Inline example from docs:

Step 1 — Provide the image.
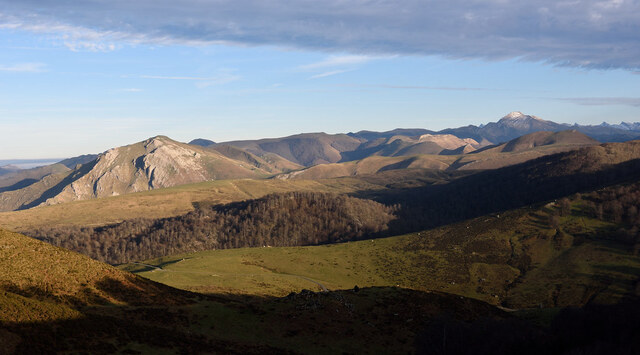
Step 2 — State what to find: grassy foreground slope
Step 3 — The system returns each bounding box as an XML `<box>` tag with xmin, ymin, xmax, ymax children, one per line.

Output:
<box><xmin>0</xmin><ymin>228</ymin><xmax>521</xmax><ymax>354</ymax></box>
<box><xmin>124</xmin><ymin>193</ymin><xmax>640</xmax><ymax>309</ymax></box>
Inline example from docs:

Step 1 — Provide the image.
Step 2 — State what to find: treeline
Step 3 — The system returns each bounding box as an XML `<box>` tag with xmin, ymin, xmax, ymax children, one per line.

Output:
<box><xmin>579</xmin><ymin>183</ymin><xmax>640</xmax><ymax>226</ymax></box>
<box><xmin>27</xmin><ymin>192</ymin><xmax>396</xmax><ymax>264</ymax></box>
<box><xmin>374</xmin><ymin>146</ymin><xmax>640</xmax><ymax>234</ymax></box>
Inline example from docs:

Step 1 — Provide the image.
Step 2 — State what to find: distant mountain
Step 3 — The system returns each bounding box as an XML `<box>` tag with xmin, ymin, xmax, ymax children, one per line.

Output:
<box><xmin>340</xmin><ymin>134</ymin><xmax>481</xmax><ymax>162</ymax></box>
<box><xmin>570</xmin><ymin>124</ymin><xmax>640</xmax><ymax>143</ymax></box>
<box><xmin>0</xmin><ymin>164</ymin><xmax>21</xmax><ymax>176</ymax></box>
<box><xmin>193</xmin><ymin>112</ymin><xmax>637</xmax><ymax>169</ymax></box>
<box><xmin>0</xmin><ymin>136</ymin><xmax>297</xmax><ymax>211</ymax></box>
<box><xmin>39</xmin><ymin>136</ymin><xmax>286</xmax><ymax>206</ymax></box>
<box><xmin>600</xmin><ymin>121</ymin><xmax>640</xmax><ymax>131</ymax></box>
<box><xmin>278</xmin><ymin>130</ymin><xmax>599</xmax><ymax>179</ymax></box>
<box><xmin>57</xmin><ymin>154</ymin><xmax>98</xmax><ymax>169</ymax></box>
<box><xmin>0</xmin><ymin>163</ymin><xmax>70</xmax><ymax>191</ymax></box>
<box><xmin>208</xmin><ymin>144</ymin><xmax>303</xmax><ymax>172</ymax></box>
<box><xmin>442</xmin><ymin>111</ymin><xmax>640</xmax><ymax>144</ymax></box>
<box><xmin>441</xmin><ymin>111</ymin><xmax>565</xmax><ymax>144</ymax></box>
<box><xmin>189</xmin><ymin>138</ymin><xmax>216</xmax><ymax>146</ymax></box>
<box><xmin>217</xmin><ymin>132</ymin><xmax>363</xmax><ymax>166</ymax></box>
<box><xmin>347</xmin><ymin>128</ymin><xmax>435</xmax><ymax>141</ymax></box>
<box><xmin>489</xmin><ymin>130</ymin><xmax>598</xmax><ymax>153</ymax></box>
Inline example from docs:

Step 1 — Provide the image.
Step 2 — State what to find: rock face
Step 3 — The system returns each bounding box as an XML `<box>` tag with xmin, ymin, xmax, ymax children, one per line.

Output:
<box><xmin>40</xmin><ymin>136</ymin><xmax>281</xmax><ymax>206</ymax></box>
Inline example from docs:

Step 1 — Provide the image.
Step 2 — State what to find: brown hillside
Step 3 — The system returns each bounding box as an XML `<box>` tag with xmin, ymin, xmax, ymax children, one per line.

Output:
<box><xmin>500</xmin><ymin>130</ymin><xmax>599</xmax><ymax>153</ymax></box>
<box><xmin>222</xmin><ymin>132</ymin><xmax>362</xmax><ymax>166</ymax></box>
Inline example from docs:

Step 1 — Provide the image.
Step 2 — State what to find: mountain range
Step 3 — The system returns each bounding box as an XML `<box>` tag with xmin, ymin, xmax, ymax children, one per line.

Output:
<box><xmin>2</xmin><ymin>112</ymin><xmax>640</xmax><ymax>353</ymax></box>
<box><xmin>0</xmin><ymin>111</ymin><xmax>637</xmax><ymax>211</ymax></box>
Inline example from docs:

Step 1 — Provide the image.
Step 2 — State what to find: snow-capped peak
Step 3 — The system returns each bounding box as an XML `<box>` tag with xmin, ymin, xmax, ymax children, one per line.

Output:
<box><xmin>498</xmin><ymin>111</ymin><xmax>546</xmax><ymax>129</ymax></box>
<box><xmin>503</xmin><ymin>111</ymin><xmax>526</xmax><ymax>119</ymax></box>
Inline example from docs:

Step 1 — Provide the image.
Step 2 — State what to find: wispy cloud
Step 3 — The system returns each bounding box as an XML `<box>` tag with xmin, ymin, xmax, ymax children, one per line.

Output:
<box><xmin>300</xmin><ymin>55</ymin><xmax>375</xmax><ymax>70</ymax></box>
<box><xmin>0</xmin><ymin>1</ymin><xmax>639</xmax><ymax>69</ymax></box>
<box><xmin>310</xmin><ymin>69</ymin><xmax>353</xmax><ymax>79</ymax></box>
<box><xmin>557</xmin><ymin>97</ymin><xmax>640</xmax><ymax>107</ymax></box>
<box><xmin>0</xmin><ymin>62</ymin><xmax>46</xmax><ymax>73</ymax></box>
<box><xmin>300</xmin><ymin>54</ymin><xmax>386</xmax><ymax>79</ymax></box>
<box><xmin>120</xmin><ymin>88</ymin><xmax>143</xmax><ymax>92</ymax></box>
<box><xmin>338</xmin><ymin>84</ymin><xmax>490</xmax><ymax>91</ymax></box>
<box><xmin>138</xmin><ymin>73</ymin><xmax>240</xmax><ymax>87</ymax></box>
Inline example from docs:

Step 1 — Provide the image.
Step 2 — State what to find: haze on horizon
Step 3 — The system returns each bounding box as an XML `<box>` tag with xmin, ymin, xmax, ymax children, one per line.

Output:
<box><xmin>0</xmin><ymin>0</ymin><xmax>638</xmax><ymax>159</ymax></box>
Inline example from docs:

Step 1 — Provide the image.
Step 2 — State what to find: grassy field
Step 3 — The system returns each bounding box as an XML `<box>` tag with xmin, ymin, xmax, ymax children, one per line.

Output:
<box><xmin>0</xmin><ymin>177</ymin><xmax>386</xmax><ymax>231</ymax></box>
<box><xmin>122</xmin><ymin>199</ymin><xmax>640</xmax><ymax>309</ymax></box>
<box><xmin>1</xmin><ymin>228</ymin><xmax>514</xmax><ymax>354</ymax></box>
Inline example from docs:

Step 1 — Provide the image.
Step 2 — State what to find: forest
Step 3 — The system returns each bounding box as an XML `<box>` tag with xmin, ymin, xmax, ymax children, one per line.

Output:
<box><xmin>28</xmin><ymin>192</ymin><xmax>396</xmax><ymax>264</ymax></box>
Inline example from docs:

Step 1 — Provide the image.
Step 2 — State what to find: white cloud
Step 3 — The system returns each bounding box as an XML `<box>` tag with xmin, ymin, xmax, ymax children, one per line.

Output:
<box><xmin>0</xmin><ymin>62</ymin><xmax>46</xmax><ymax>72</ymax></box>
<box><xmin>300</xmin><ymin>55</ymin><xmax>374</xmax><ymax>70</ymax></box>
<box><xmin>310</xmin><ymin>69</ymin><xmax>353</xmax><ymax>79</ymax></box>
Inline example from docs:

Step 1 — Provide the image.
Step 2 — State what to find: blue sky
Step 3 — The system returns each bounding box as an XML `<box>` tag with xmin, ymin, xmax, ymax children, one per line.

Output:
<box><xmin>0</xmin><ymin>0</ymin><xmax>639</xmax><ymax>159</ymax></box>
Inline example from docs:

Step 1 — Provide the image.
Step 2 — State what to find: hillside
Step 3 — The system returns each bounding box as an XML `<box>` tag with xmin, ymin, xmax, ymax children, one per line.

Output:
<box><xmin>0</xmin><ymin>176</ymin><xmax>399</xmax><ymax>231</ymax></box>
<box><xmin>208</xmin><ymin>144</ymin><xmax>303</xmax><ymax>172</ymax></box>
<box><xmin>0</xmin><ymin>229</ymin><xmax>544</xmax><ymax>354</ymax></box>
<box><xmin>277</xmin><ymin>154</ymin><xmax>456</xmax><ymax>180</ymax></box>
<box><xmin>278</xmin><ymin>130</ymin><xmax>599</xmax><ymax>180</ymax></box>
<box><xmin>0</xmin><ymin>228</ymin><xmax>230</xmax><ymax>353</ymax></box>
<box><xmin>219</xmin><ymin>132</ymin><xmax>363</xmax><ymax>166</ymax></box>
<box><xmin>498</xmin><ymin>130</ymin><xmax>599</xmax><ymax>153</ymax></box>
<box><xmin>374</xmin><ymin>140</ymin><xmax>640</xmax><ymax>234</ymax></box>
<box><xmin>123</xmin><ymin>184</ymin><xmax>640</xmax><ymax>309</ymax></box>
<box><xmin>0</xmin><ymin>163</ymin><xmax>70</xmax><ymax>190</ymax></box>
<box><xmin>27</xmin><ymin>192</ymin><xmax>396</xmax><ymax>264</ymax></box>
<box><xmin>339</xmin><ymin>133</ymin><xmax>482</xmax><ymax>161</ymax></box>
<box><xmin>0</xmin><ymin>136</ymin><xmax>300</xmax><ymax>211</ymax></box>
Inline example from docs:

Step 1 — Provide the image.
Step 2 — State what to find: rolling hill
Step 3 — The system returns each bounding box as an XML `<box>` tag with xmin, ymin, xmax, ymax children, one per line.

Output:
<box><xmin>122</xmin><ymin>187</ymin><xmax>640</xmax><ymax>308</ymax></box>
<box><xmin>216</xmin><ymin>132</ymin><xmax>363</xmax><ymax>166</ymax></box>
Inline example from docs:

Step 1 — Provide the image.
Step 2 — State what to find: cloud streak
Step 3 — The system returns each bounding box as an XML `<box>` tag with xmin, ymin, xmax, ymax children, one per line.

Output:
<box><xmin>300</xmin><ymin>55</ymin><xmax>375</xmax><ymax>70</ymax></box>
<box><xmin>338</xmin><ymin>84</ymin><xmax>491</xmax><ymax>91</ymax></box>
<box><xmin>310</xmin><ymin>69</ymin><xmax>353</xmax><ymax>79</ymax></box>
<box><xmin>138</xmin><ymin>73</ymin><xmax>240</xmax><ymax>86</ymax></box>
<box><xmin>557</xmin><ymin>97</ymin><xmax>640</xmax><ymax>107</ymax></box>
<box><xmin>0</xmin><ymin>1</ymin><xmax>638</xmax><ymax>69</ymax></box>
<box><xmin>0</xmin><ymin>62</ymin><xmax>46</xmax><ymax>72</ymax></box>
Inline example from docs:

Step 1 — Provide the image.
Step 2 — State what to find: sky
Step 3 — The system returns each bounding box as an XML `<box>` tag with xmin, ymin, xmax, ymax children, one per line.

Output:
<box><xmin>0</xmin><ymin>0</ymin><xmax>639</xmax><ymax>159</ymax></box>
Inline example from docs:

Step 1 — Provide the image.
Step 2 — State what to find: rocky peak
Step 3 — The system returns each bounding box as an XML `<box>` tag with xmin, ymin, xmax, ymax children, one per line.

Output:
<box><xmin>498</xmin><ymin>111</ymin><xmax>545</xmax><ymax>129</ymax></box>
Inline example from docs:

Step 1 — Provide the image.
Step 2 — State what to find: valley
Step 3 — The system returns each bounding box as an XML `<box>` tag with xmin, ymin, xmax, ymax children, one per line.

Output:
<box><xmin>3</xmin><ymin>2</ymin><xmax>639</xmax><ymax>352</ymax></box>
<box><xmin>1</xmin><ymin>115</ymin><xmax>640</xmax><ymax>354</ymax></box>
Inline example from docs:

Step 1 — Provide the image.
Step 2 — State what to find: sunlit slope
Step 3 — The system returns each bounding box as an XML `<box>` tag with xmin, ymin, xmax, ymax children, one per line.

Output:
<box><xmin>0</xmin><ymin>177</ymin><xmax>386</xmax><ymax>231</ymax></box>
<box><xmin>124</xmin><ymin>195</ymin><xmax>640</xmax><ymax>309</ymax></box>
<box><xmin>0</xmin><ymin>135</ymin><xmax>304</xmax><ymax>212</ymax></box>
<box><xmin>278</xmin><ymin>130</ymin><xmax>600</xmax><ymax>179</ymax></box>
